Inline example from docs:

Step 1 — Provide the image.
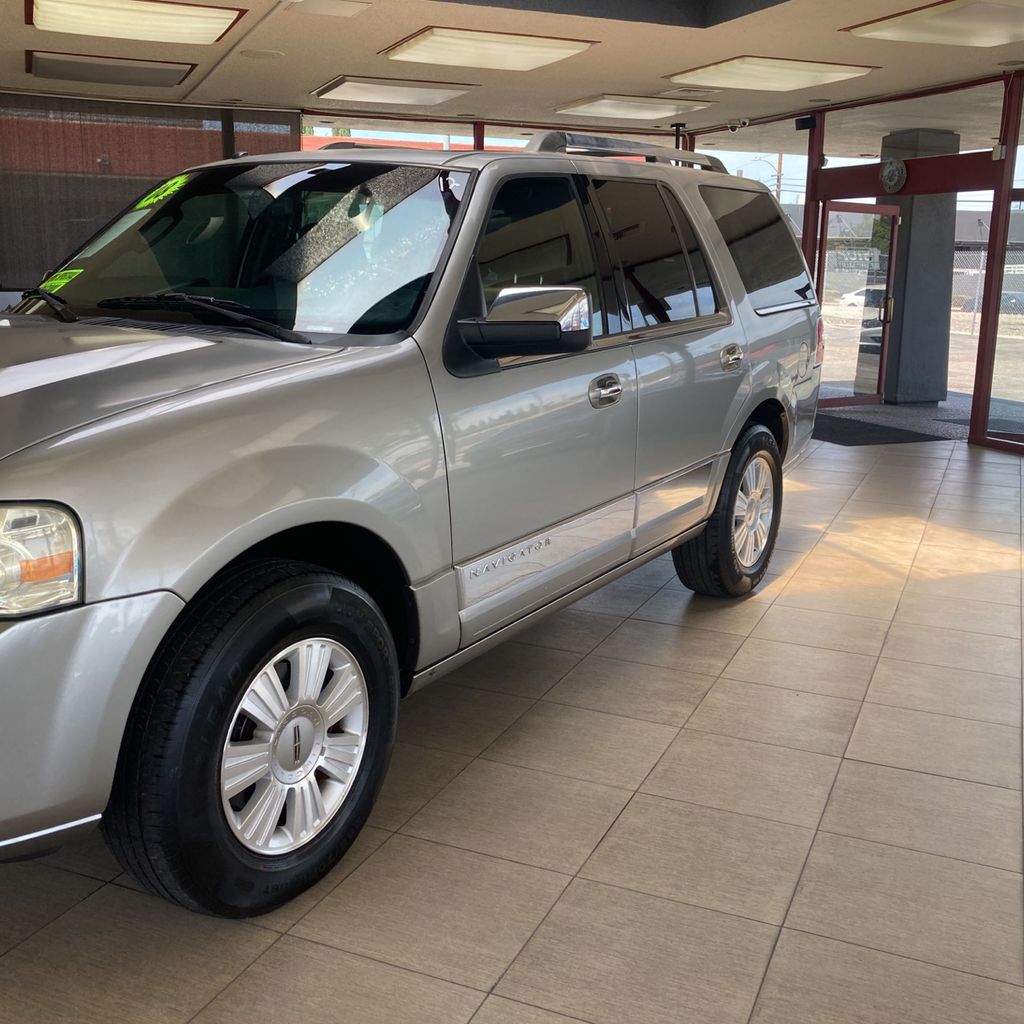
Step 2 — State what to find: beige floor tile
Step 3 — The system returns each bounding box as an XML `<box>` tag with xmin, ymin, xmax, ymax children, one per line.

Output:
<box><xmin>545</xmin><ymin>653</ymin><xmax>715</xmax><ymax>726</ymax></box>
<box><xmin>904</xmin><ymin>567</ymin><xmax>1022</xmax><ymax>605</ymax></box>
<box><xmin>834</xmin><ymin>500</ymin><xmax>930</xmax><ymax>522</ymax></box>
<box><xmin>722</xmin><ymin>637</ymin><xmax>876</xmax><ymax>700</ymax></box>
<box><xmin>472</xmin><ymin>998</ymin><xmax>584</xmax><ymax>1024</ymax></box>
<box><xmin>881</xmin><ymin>622</ymin><xmax>1021</xmax><ymax>678</ymax></box>
<box><xmin>194</xmin><ymin>937</ymin><xmax>483</xmax><ymax>1024</ymax></box>
<box><xmin>292</xmin><ymin>835</ymin><xmax>566</xmax><ymax>990</ymax></box>
<box><xmin>866</xmin><ymin>658</ymin><xmax>1022</xmax><ymax>726</ymax></box>
<box><xmin>515</xmin><ymin>608</ymin><xmax>623</xmax><ymax>654</ymax></box>
<box><xmin>620</xmin><ymin>555</ymin><xmax>678</xmax><ymax>588</ymax></box>
<box><xmin>403</xmin><ymin>759</ymin><xmax>629</xmax><ymax>873</ymax></box>
<box><xmin>922</xmin><ymin>523</ymin><xmax>1021</xmax><ymax>554</ymax></box>
<box><xmin>775</xmin><ymin>572</ymin><xmax>903</xmax><ymax>621</ymax></box>
<box><xmin>0</xmin><ymin>862</ymin><xmax>100</xmax><ymax>956</ymax></box>
<box><xmin>914</xmin><ymin>543</ymin><xmax>1021</xmax><ymax>579</ymax></box>
<box><xmin>752</xmin><ymin>928</ymin><xmax>1024</xmax><ymax>1024</ymax></box>
<box><xmin>932</xmin><ymin>491</ymin><xmax>1020</xmax><ymax>514</ymax></box>
<box><xmin>39</xmin><ymin>827</ymin><xmax>121</xmax><ymax>882</ymax></box>
<box><xmin>774</xmin><ymin>526</ymin><xmax>825</xmax><ymax>553</ymax></box>
<box><xmin>444</xmin><ymin>642</ymin><xmax>582</xmax><ymax>699</ymax></box>
<box><xmin>685</xmin><ymin>679</ymin><xmax>860</xmax><ymax>756</ymax></box>
<box><xmin>937</xmin><ymin>480</ymin><xmax>1021</xmax><ymax>500</ymax></box>
<box><xmin>581</xmin><ymin>794</ymin><xmax>813</xmax><ymax>924</ymax></box>
<box><xmin>572</xmin><ymin>578</ymin><xmax>660</xmax><ymax>617</ymax></box>
<box><xmin>940</xmin><ymin>470</ymin><xmax>1022</xmax><ymax>491</ymax></box>
<box><xmin>795</xmin><ymin>548</ymin><xmax>910</xmax><ymax>584</ymax></box>
<box><xmin>594</xmin><ymin>619</ymin><xmax>743</xmax><ymax>675</ymax></box>
<box><xmin>821</xmin><ymin>761</ymin><xmax>1021</xmax><ymax>872</ymax></box>
<box><xmin>481</xmin><ymin>701</ymin><xmax>677</xmax><ymax>788</ymax></box>
<box><xmin>752</xmin><ymin>606</ymin><xmax>890</xmax><ymax>657</ymax></box>
<box><xmin>397</xmin><ymin>683</ymin><xmax>533</xmax><ymax>756</ymax></box>
<box><xmin>369</xmin><ymin>744</ymin><xmax>472</xmax><ymax>831</ymax></box>
<box><xmin>643</xmin><ymin>731</ymin><xmax>839</xmax><ymax>828</ymax></box>
<box><xmin>811</xmin><ymin>533</ymin><xmax>920</xmax><ymax>563</ymax></box>
<box><xmin>753</xmin><ymin>545</ymin><xmax>807</xmax><ymax>577</ymax></box>
<box><xmin>928</xmin><ymin>505</ymin><xmax>1022</xmax><ymax>535</ymax></box>
<box><xmin>894</xmin><ymin>592</ymin><xmax>1022</xmax><ymax>639</ymax></box>
<box><xmin>0</xmin><ymin>885</ymin><xmax>276</xmax><ymax>1024</ymax></box>
<box><xmin>258</xmin><ymin>826</ymin><xmax>390</xmax><ymax>932</ymax></box>
<box><xmin>850</xmin><ymin>484</ymin><xmax>936</xmax><ymax>508</ymax></box>
<box><xmin>497</xmin><ymin>879</ymin><xmax>777</xmax><ymax>1024</ymax></box>
<box><xmin>847</xmin><ymin>702</ymin><xmax>1021</xmax><ymax>789</ymax></box>
<box><xmin>632</xmin><ymin>586</ymin><xmax>772</xmax><ymax>637</ymax></box>
<box><xmin>787</xmin><ymin>833</ymin><xmax>1024</xmax><ymax>984</ymax></box>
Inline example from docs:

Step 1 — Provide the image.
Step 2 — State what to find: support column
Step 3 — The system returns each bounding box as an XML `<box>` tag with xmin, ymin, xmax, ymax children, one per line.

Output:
<box><xmin>879</xmin><ymin>128</ymin><xmax>960</xmax><ymax>403</ymax></box>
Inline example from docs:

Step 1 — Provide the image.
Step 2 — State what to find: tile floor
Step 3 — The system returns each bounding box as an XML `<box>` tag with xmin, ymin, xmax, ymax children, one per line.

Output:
<box><xmin>1</xmin><ymin>438</ymin><xmax>1022</xmax><ymax>1024</ymax></box>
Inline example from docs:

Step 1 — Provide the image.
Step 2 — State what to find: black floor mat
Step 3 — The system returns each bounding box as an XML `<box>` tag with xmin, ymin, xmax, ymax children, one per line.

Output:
<box><xmin>812</xmin><ymin>413</ymin><xmax>946</xmax><ymax>446</ymax></box>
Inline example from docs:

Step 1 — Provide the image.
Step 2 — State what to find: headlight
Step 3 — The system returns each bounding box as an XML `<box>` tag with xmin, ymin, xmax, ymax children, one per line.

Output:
<box><xmin>0</xmin><ymin>505</ymin><xmax>81</xmax><ymax>616</ymax></box>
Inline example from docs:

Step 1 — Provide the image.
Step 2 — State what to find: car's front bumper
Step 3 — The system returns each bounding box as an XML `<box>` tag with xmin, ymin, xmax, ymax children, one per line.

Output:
<box><xmin>0</xmin><ymin>591</ymin><xmax>184</xmax><ymax>859</ymax></box>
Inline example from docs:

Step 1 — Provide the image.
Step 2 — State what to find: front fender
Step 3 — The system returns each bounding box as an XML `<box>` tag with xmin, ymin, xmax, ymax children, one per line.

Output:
<box><xmin>0</xmin><ymin>340</ymin><xmax>451</xmax><ymax>601</ymax></box>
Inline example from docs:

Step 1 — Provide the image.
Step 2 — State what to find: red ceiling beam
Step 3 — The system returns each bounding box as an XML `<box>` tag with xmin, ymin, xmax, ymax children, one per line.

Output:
<box><xmin>814</xmin><ymin>147</ymin><xmax>1004</xmax><ymax>202</ymax></box>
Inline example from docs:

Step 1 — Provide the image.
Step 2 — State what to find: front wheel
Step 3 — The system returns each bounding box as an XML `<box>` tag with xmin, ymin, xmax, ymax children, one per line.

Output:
<box><xmin>672</xmin><ymin>424</ymin><xmax>782</xmax><ymax>598</ymax></box>
<box><xmin>103</xmin><ymin>559</ymin><xmax>398</xmax><ymax>917</ymax></box>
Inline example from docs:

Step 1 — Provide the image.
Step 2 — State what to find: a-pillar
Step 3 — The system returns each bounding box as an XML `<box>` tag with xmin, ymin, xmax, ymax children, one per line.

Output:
<box><xmin>879</xmin><ymin>128</ymin><xmax>960</xmax><ymax>403</ymax></box>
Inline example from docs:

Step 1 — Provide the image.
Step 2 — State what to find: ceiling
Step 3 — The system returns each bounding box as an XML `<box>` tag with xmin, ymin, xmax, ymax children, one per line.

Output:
<box><xmin>2</xmin><ymin>0</ymin><xmax>1022</xmax><ymax>156</ymax></box>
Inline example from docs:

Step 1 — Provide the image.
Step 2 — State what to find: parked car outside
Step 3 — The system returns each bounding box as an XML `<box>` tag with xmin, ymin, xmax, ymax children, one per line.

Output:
<box><xmin>0</xmin><ymin>133</ymin><xmax>821</xmax><ymax>915</ymax></box>
<box><xmin>961</xmin><ymin>290</ymin><xmax>1024</xmax><ymax>313</ymax></box>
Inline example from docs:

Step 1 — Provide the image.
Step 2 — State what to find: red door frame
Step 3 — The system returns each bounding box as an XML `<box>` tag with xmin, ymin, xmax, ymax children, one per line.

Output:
<box><xmin>968</xmin><ymin>74</ymin><xmax>1024</xmax><ymax>450</ymax></box>
<box><xmin>816</xmin><ymin>201</ymin><xmax>900</xmax><ymax>407</ymax></box>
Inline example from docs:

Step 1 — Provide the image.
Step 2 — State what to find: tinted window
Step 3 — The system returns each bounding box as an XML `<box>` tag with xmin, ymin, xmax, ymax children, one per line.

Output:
<box><xmin>665</xmin><ymin>191</ymin><xmax>718</xmax><ymax>317</ymax></box>
<box><xmin>592</xmin><ymin>179</ymin><xmax>697</xmax><ymax>327</ymax></box>
<box><xmin>700</xmin><ymin>186</ymin><xmax>813</xmax><ymax>313</ymax></box>
<box><xmin>476</xmin><ymin>176</ymin><xmax>603</xmax><ymax>336</ymax></box>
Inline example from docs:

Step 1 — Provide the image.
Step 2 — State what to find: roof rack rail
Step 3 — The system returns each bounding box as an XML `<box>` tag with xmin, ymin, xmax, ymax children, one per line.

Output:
<box><xmin>525</xmin><ymin>131</ymin><xmax>727</xmax><ymax>174</ymax></box>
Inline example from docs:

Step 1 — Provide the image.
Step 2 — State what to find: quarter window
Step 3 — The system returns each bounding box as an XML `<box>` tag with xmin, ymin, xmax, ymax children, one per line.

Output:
<box><xmin>592</xmin><ymin>179</ymin><xmax>698</xmax><ymax>328</ymax></box>
<box><xmin>699</xmin><ymin>186</ymin><xmax>813</xmax><ymax>313</ymax></box>
<box><xmin>476</xmin><ymin>176</ymin><xmax>604</xmax><ymax>336</ymax></box>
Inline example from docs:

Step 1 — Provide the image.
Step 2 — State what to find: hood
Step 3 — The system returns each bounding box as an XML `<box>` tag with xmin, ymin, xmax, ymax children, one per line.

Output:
<box><xmin>0</xmin><ymin>315</ymin><xmax>334</xmax><ymax>462</ymax></box>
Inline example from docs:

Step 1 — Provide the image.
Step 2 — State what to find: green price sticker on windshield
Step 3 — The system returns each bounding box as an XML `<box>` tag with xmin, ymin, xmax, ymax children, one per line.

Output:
<box><xmin>135</xmin><ymin>173</ymin><xmax>190</xmax><ymax>210</ymax></box>
<box><xmin>40</xmin><ymin>268</ymin><xmax>83</xmax><ymax>293</ymax></box>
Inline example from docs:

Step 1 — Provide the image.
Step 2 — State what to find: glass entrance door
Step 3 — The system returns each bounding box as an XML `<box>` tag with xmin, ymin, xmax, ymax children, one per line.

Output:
<box><xmin>816</xmin><ymin>201</ymin><xmax>900</xmax><ymax>407</ymax></box>
<box><xmin>983</xmin><ymin>198</ymin><xmax>1024</xmax><ymax>444</ymax></box>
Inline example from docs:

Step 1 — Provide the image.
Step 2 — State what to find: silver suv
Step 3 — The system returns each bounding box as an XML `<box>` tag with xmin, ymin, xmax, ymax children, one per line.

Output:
<box><xmin>0</xmin><ymin>132</ymin><xmax>821</xmax><ymax>915</ymax></box>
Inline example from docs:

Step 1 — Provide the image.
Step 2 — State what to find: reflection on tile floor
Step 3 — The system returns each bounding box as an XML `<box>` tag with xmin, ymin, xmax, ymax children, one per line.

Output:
<box><xmin>1</xmin><ymin>439</ymin><xmax>1022</xmax><ymax>1023</ymax></box>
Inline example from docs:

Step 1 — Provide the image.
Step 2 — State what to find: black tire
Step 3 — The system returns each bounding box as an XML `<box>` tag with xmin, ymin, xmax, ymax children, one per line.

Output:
<box><xmin>102</xmin><ymin>558</ymin><xmax>398</xmax><ymax>917</ymax></box>
<box><xmin>672</xmin><ymin>424</ymin><xmax>782</xmax><ymax>598</ymax></box>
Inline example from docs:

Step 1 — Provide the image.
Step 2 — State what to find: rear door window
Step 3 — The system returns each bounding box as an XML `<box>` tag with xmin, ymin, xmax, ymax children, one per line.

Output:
<box><xmin>591</xmin><ymin>178</ymin><xmax>698</xmax><ymax>328</ymax></box>
<box><xmin>699</xmin><ymin>186</ymin><xmax>814</xmax><ymax>314</ymax></box>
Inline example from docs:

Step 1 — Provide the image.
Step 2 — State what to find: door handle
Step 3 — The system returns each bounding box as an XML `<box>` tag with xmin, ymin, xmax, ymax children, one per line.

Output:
<box><xmin>720</xmin><ymin>343</ymin><xmax>745</xmax><ymax>371</ymax></box>
<box><xmin>589</xmin><ymin>374</ymin><xmax>622</xmax><ymax>408</ymax></box>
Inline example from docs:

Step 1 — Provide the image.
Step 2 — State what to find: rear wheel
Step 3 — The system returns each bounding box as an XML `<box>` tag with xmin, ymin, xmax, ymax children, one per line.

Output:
<box><xmin>672</xmin><ymin>424</ymin><xmax>782</xmax><ymax>598</ymax></box>
<box><xmin>103</xmin><ymin>558</ymin><xmax>398</xmax><ymax>917</ymax></box>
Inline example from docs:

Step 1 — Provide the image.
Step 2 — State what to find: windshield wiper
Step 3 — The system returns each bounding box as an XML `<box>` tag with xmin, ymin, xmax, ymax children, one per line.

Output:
<box><xmin>21</xmin><ymin>287</ymin><xmax>79</xmax><ymax>323</ymax></box>
<box><xmin>96</xmin><ymin>293</ymin><xmax>309</xmax><ymax>344</ymax></box>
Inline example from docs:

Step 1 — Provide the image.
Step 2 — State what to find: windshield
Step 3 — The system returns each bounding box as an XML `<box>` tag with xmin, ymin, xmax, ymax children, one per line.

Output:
<box><xmin>19</xmin><ymin>161</ymin><xmax>470</xmax><ymax>336</ymax></box>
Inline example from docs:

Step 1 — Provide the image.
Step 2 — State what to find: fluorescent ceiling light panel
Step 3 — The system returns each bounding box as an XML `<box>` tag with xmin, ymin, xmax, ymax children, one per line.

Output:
<box><xmin>384</xmin><ymin>27</ymin><xmax>592</xmax><ymax>71</ymax></box>
<box><xmin>670</xmin><ymin>55</ymin><xmax>873</xmax><ymax>91</ymax></box>
<box><xmin>558</xmin><ymin>95</ymin><xmax>710</xmax><ymax>120</ymax></box>
<box><xmin>847</xmin><ymin>0</ymin><xmax>1024</xmax><ymax>47</ymax></box>
<box><xmin>317</xmin><ymin>76</ymin><xmax>471</xmax><ymax>105</ymax></box>
<box><xmin>30</xmin><ymin>50</ymin><xmax>193</xmax><ymax>86</ymax></box>
<box><xmin>31</xmin><ymin>0</ymin><xmax>242</xmax><ymax>45</ymax></box>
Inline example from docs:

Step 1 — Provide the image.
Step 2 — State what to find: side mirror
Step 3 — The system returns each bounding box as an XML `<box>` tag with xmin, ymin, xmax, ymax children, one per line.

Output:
<box><xmin>458</xmin><ymin>286</ymin><xmax>592</xmax><ymax>360</ymax></box>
